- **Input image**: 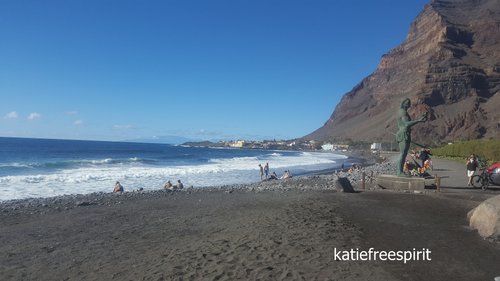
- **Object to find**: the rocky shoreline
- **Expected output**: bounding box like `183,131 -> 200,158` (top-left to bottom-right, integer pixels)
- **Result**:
0,153 -> 396,216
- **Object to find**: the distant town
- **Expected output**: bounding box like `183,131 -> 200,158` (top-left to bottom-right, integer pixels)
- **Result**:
182,139 -> 360,152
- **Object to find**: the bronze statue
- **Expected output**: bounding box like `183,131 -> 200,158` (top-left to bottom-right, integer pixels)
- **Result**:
396,98 -> 427,176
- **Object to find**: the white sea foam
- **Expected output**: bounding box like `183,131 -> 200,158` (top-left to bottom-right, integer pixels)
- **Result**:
0,151 -> 347,201
90,158 -> 114,164
0,163 -> 32,168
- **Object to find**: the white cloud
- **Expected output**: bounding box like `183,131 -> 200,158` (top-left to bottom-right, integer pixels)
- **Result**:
28,112 -> 41,120
74,120 -> 83,126
5,111 -> 18,119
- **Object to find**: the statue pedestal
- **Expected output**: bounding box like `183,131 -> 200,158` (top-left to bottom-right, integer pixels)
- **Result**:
377,175 -> 425,191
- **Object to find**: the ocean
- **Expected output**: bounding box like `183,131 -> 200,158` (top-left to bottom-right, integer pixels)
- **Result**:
0,137 -> 349,201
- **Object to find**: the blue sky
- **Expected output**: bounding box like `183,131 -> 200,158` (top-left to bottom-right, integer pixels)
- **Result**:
0,0 -> 429,142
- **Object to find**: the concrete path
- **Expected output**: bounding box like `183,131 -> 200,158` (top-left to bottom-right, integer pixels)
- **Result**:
424,157 -> 500,205
430,158 -> 469,188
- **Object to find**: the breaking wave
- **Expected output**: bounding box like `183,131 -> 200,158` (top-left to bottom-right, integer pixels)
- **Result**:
0,149 -> 347,201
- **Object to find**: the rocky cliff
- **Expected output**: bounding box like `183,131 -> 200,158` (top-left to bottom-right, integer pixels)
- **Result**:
306,0 -> 500,144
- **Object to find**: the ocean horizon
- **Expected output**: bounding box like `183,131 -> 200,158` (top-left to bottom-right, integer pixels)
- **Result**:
0,137 -> 350,201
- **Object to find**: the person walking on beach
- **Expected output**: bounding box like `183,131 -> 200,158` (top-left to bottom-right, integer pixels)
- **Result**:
466,154 -> 478,186
264,163 -> 269,179
259,164 -> 264,180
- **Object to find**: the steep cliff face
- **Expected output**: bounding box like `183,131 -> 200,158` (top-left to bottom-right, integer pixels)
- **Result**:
307,0 -> 500,144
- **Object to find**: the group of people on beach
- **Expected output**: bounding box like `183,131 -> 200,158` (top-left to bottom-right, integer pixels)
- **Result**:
112,152 -> 485,193
113,162 -> 297,193
258,162 -> 292,181
112,179 -> 184,193
163,179 -> 184,191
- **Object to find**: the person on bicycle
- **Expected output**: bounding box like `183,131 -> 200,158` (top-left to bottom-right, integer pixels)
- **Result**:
466,154 -> 478,186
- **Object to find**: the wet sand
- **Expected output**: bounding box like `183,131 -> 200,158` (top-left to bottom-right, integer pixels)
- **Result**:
1,158 -> 500,280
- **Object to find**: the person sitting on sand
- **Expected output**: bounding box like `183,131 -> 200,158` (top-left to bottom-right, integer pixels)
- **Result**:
280,170 -> 292,180
176,179 -> 184,190
348,164 -> 356,173
164,180 -> 173,190
269,171 -> 279,180
113,181 -> 124,193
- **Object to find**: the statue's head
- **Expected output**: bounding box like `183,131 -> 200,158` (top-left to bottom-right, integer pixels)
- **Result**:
401,98 -> 411,109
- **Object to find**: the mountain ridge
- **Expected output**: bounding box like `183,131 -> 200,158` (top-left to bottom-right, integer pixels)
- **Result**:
306,0 -> 500,144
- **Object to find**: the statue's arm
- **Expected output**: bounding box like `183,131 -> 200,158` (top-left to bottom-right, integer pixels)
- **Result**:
401,111 -> 428,128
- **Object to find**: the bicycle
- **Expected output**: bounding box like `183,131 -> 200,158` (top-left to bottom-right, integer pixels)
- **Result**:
471,167 -> 492,190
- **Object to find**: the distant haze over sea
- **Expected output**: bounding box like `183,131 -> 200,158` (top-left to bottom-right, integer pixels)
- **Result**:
124,135 -> 197,145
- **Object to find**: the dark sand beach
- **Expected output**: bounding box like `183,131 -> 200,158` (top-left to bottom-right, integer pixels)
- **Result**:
1,157 -> 499,281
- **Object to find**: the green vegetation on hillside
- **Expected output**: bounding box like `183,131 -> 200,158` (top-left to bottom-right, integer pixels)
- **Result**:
431,140 -> 500,163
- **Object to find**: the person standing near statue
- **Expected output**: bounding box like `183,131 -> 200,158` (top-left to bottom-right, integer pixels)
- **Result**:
396,98 -> 428,176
